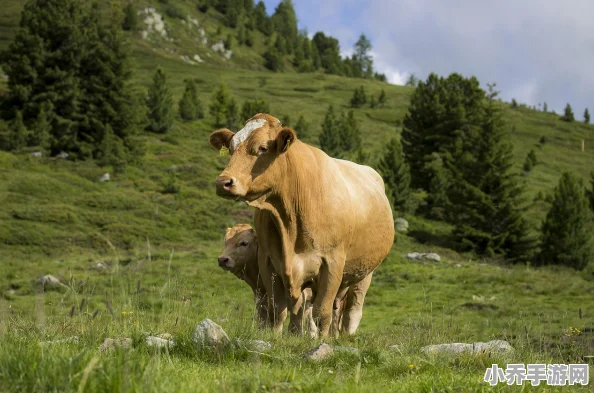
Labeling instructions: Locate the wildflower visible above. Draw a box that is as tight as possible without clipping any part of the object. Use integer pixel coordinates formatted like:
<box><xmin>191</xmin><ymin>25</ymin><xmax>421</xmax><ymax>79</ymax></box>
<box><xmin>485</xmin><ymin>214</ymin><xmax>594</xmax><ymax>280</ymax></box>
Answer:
<box><xmin>122</xmin><ymin>311</ymin><xmax>127</xmax><ymax>316</ymax></box>
<box><xmin>409</xmin><ymin>364</ymin><xmax>415</xmax><ymax>370</ymax></box>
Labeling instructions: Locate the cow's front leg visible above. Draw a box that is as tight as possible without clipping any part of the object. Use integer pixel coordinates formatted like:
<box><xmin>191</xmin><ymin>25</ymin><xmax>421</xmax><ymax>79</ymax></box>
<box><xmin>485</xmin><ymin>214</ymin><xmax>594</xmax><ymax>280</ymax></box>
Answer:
<box><xmin>330</xmin><ymin>287</ymin><xmax>349</xmax><ymax>338</ymax></box>
<box><xmin>257</xmin><ymin>250</ymin><xmax>286</xmax><ymax>334</ymax></box>
<box><xmin>312</xmin><ymin>253</ymin><xmax>345</xmax><ymax>338</ymax></box>
<box><xmin>286</xmin><ymin>282</ymin><xmax>306</xmax><ymax>335</ymax></box>
<box><xmin>341</xmin><ymin>272</ymin><xmax>373</xmax><ymax>335</ymax></box>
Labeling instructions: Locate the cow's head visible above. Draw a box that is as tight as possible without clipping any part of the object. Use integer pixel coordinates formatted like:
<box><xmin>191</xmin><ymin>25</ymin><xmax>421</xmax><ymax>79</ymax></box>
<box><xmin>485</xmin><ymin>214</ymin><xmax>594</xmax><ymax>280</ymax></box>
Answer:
<box><xmin>217</xmin><ymin>224</ymin><xmax>257</xmax><ymax>276</ymax></box>
<box><xmin>209</xmin><ymin>113</ymin><xmax>296</xmax><ymax>201</ymax></box>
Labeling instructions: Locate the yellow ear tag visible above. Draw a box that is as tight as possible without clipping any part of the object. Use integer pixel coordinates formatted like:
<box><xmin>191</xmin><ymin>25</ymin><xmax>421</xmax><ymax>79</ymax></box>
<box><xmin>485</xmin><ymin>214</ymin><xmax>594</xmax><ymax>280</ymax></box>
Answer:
<box><xmin>219</xmin><ymin>146</ymin><xmax>230</xmax><ymax>156</ymax></box>
<box><xmin>283</xmin><ymin>139</ymin><xmax>291</xmax><ymax>152</ymax></box>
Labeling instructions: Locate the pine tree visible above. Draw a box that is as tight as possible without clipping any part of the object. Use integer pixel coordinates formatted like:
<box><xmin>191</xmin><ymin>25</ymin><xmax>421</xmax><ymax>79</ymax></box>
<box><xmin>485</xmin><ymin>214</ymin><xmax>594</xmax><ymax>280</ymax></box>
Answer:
<box><xmin>528</xmin><ymin>149</ymin><xmax>537</xmax><ymax>166</ymax></box>
<box><xmin>446</xmin><ymin>84</ymin><xmax>533</xmax><ymax>260</ymax></box>
<box><xmin>523</xmin><ymin>155</ymin><xmax>533</xmax><ymax>173</ymax></box>
<box><xmin>311</xmin><ymin>41</ymin><xmax>322</xmax><ymax>70</ymax></box>
<box><xmin>122</xmin><ymin>3</ymin><xmax>138</xmax><ymax>31</ymax></box>
<box><xmin>584</xmin><ymin>108</ymin><xmax>590</xmax><ymax>124</ymax></box>
<box><xmin>98</xmin><ymin>123</ymin><xmax>127</xmax><ymax>173</ymax></box>
<box><xmin>240</xmin><ymin>98</ymin><xmax>269</xmax><ymax>122</ymax></box>
<box><xmin>210</xmin><ymin>83</ymin><xmax>232</xmax><ymax>127</ymax></box>
<box><xmin>538</xmin><ymin>172</ymin><xmax>594</xmax><ymax>270</ymax></box>
<box><xmin>377</xmin><ymin>137</ymin><xmax>412</xmax><ymax>214</ymax></box>
<box><xmin>281</xmin><ymin>114</ymin><xmax>291</xmax><ymax>127</ymax></box>
<box><xmin>30</xmin><ymin>102</ymin><xmax>52</xmax><ymax>152</ymax></box>
<box><xmin>543</xmin><ymin>102</ymin><xmax>548</xmax><ymax>112</ymax></box>
<box><xmin>179</xmin><ymin>79</ymin><xmax>203</xmax><ymax>121</ymax></box>
<box><xmin>405</xmin><ymin>74</ymin><xmax>418</xmax><ymax>87</ymax></box>
<box><xmin>378</xmin><ymin>89</ymin><xmax>386</xmax><ymax>107</ymax></box>
<box><xmin>370</xmin><ymin>95</ymin><xmax>376</xmax><ymax>108</ymax></box>
<box><xmin>511</xmin><ymin>99</ymin><xmax>518</xmax><ymax>109</ymax></box>
<box><xmin>338</xmin><ymin>110</ymin><xmax>361</xmax><ymax>154</ymax></box>
<box><xmin>253</xmin><ymin>1</ymin><xmax>270</xmax><ymax>35</ymax></box>
<box><xmin>561</xmin><ymin>103</ymin><xmax>575</xmax><ymax>122</ymax></box>
<box><xmin>226</xmin><ymin>98</ymin><xmax>240</xmax><ymax>130</ymax></box>
<box><xmin>349</xmin><ymin>86</ymin><xmax>367</xmax><ymax>108</ymax></box>
<box><xmin>274</xmin><ymin>35</ymin><xmax>287</xmax><ymax>55</ymax></box>
<box><xmin>237</xmin><ymin>24</ymin><xmax>246</xmax><ymax>45</ymax></box>
<box><xmin>245</xmin><ymin>29</ymin><xmax>254</xmax><ymax>47</ymax></box>
<box><xmin>401</xmin><ymin>72</ymin><xmax>485</xmax><ymax>191</ymax></box>
<box><xmin>294</xmin><ymin>114</ymin><xmax>309</xmax><ymax>140</ymax></box>
<box><xmin>271</xmin><ymin>0</ymin><xmax>298</xmax><ymax>54</ymax></box>
<box><xmin>8</xmin><ymin>111</ymin><xmax>28</xmax><ymax>150</ymax></box>
<box><xmin>319</xmin><ymin>105</ymin><xmax>341</xmax><ymax>158</ymax></box>
<box><xmin>224</xmin><ymin>33</ymin><xmax>233</xmax><ymax>50</ymax></box>
<box><xmin>588</xmin><ymin>171</ymin><xmax>594</xmax><ymax>212</ymax></box>
<box><xmin>425</xmin><ymin>153</ymin><xmax>450</xmax><ymax>220</ymax></box>
<box><xmin>353</xmin><ymin>34</ymin><xmax>373</xmax><ymax>78</ymax></box>
<box><xmin>146</xmin><ymin>67</ymin><xmax>173</xmax><ymax>133</ymax></box>
<box><xmin>263</xmin><ymin>46</ymin><xmax>284</xmax><ymax>72</ymax></box>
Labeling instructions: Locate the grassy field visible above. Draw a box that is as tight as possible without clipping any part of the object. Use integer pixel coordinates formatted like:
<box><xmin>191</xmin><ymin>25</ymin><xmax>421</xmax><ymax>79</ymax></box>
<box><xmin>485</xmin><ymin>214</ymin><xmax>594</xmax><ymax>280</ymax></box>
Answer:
<box><xmin>1</xmin><ymin>0</ymin><xmax>594</xmax><ymax>391</ymax></box>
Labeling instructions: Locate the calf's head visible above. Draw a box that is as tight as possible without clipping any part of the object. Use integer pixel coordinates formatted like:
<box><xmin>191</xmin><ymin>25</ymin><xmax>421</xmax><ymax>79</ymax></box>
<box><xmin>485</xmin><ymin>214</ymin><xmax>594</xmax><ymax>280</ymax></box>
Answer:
<box><xmin>218</xmin><ymin>224</ymin><xmax>258</xmax><ymax>277</ymax></box>
<box><xmin>209</xmin><ymin>113</ymin><xmax>296</xmax><ymax>201</ymax></box>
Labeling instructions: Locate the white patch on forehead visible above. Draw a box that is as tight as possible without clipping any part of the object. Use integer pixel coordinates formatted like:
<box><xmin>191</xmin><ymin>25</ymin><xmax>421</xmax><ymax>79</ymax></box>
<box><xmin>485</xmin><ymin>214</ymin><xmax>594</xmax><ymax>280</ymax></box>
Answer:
<box><xmin>230</xmin><ymin>119</ymin><xmax>267</xmax><ymax>150</ymax></box>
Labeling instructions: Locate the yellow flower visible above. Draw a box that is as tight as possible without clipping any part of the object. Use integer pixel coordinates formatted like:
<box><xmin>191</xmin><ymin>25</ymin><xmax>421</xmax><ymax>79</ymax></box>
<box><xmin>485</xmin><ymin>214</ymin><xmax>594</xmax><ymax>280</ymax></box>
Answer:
<box><xmin>122</xmin><ymin>311</ymin><xmax>127</xmax><ymax>316</ymax></box>
<box><xmin>129</xmin><ymin>312</ymin><xmax>134</xmax><ymax>316</ymax></box>
<box><xmin>409</xmin><ymin>364</ymin><xmax>415</xmax><ymax>370</ymax></box>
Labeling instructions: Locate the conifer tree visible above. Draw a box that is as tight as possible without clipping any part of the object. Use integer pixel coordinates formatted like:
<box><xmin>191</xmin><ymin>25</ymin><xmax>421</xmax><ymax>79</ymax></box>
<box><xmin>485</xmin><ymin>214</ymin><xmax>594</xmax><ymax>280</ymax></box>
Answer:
<box><xmin>271</xmin><ymin>0</ymin><xmax>298</xmax><ymax>53</ymax></box>
<box><xmin>146</xmin><ymin>67</ymin><xmax>174</xmax><ymax>133</ymax></box>
<box><xmin>8</xmin><ymin>111</ymin><xmax>27</xmax><ymax>151</ymax></box>
<box><xmin>539</xmin><ymin>172</ymin><xmax>594</xmax><ymax>270</ymax></box>
<box><xmin>240</xmin><ymin>98</ymin><xmax>269</xmax><ymax>121</ymax></box>
<box><xmin>179</xmin><ymin>79</ymin><xmax>203</xmax><ymax>121</ymax></box>
<box><xmin>584</xmin><ymin>108</ymin><xmax>590</xmax><ymax>124</ymax></box>
<box><xmin>353</xmin><ymin>34</ymin><xmax>373</xmax><ymax>78</ymax></box>
<box><xmin>377</xmin><ymin>137</ymin><xmax>412</xmax><ymax>214</ymax></box>
<box><xmin>281</xmin><ymin>114</ymin><xmax>291</xmax><ymax>127</ymax></box>
<box><xmin>338</xmin><ymin>110</ymin><xmax>361</xmax><ymax>154</ymax></box>
<box><xmin>370</xmin><ymin>95</ymin><xmax>376</xmax><ymax>108</ymax></box>
<box><xmin>294</xmin><ymin>114</ymin><xmax>309</xmax><ymax>140</ymax></box>
<box><xmin>588</xmin><ymin>171</ymin><xmax>594</xmax><ymax>212</ymax></box>
<box><xmin>446</xmin><ymin>84</ymin><xmax>533</xmax><ymax>260</ymax></box>
<box><xmin>226</xmin><ymin>98</ymin><xmax>240</xmax><ymax>130</ymax></box>
<box><xmin>319</xmin><ymin>105</ymin><xmax>341</xmax><ymax>158</ymax></box>
<box><xmin>263</xmin><ymin>46</ymin><xmax>284</xmax><ymax>72</ymax></box>
<box><xmin>122</xmin><ymin>3</ymin><xmax>138</xmax><ymax>31</ymax></box>
<box><xmin>561</xmin><ymin>103</ymin><xmax>575</xmax><ymax>122</ymax></box>
<box><xmin>425</xmin><ymin>153</ymin><xmax>450</xmax><ymax>220</ymax></box>
<box><xmin>209</xmin><ymin>83</ymin><xmax>232</xmax><ymax>127</ymax></box>
<box><xmin>378</xmin><ymin>89</ymin><xmax>387</xmax><ymax>107</ymax></box>
<box><xmin>30</xmin><ymin>102</ymin><xmax>52</xmax><ymax>152</ymax></box>
<box><xmin>254</xmin><ymin>1</ymin><xmax>271</xmax><ymax>36</ymax></box>
<box><xmin>543</xmin><ymin>102</ymin><xmax>548</xmax><ymax>112</ymax></box>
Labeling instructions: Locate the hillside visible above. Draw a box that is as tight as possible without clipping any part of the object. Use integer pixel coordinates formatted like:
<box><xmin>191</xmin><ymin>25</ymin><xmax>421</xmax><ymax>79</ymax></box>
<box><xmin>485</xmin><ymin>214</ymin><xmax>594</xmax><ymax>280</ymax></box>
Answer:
<box><xmin>0</xmin><ymin>1</ymin><xmax>594</xmax><ymax>391</ymax></box>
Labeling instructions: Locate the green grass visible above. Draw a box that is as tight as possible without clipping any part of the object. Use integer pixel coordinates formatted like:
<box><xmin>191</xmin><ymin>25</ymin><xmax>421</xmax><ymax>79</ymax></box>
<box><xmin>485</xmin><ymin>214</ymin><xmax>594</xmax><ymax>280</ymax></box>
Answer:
<box><xmin>0</xmin><ymin>1</ymin><xmax>594</xmax><ymax>391</ymax></box>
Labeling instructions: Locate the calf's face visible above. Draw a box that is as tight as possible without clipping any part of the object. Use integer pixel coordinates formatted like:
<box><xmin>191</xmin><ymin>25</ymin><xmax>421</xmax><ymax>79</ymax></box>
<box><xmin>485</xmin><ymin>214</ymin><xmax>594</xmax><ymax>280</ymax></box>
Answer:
<box><xmin>218</xmin><ymin>224</ymin><xmax>258</xmax><ymax>276</ymax></box>
<box><xmin>209</xmin><ymin>113</ymin><xmax>296</xmax><ymax>201</ymax></box>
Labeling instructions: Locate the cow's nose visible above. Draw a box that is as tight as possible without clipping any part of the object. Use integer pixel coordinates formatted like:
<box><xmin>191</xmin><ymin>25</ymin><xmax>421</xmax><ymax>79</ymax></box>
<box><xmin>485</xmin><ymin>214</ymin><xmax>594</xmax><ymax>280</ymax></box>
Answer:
<box><xmin>218</xmin><ymin>256</ymin><xmax>229</xmax><ymax>265</ymax></box>
<box><xmin>216</xmin><ymin>176</ymin><xmax>236</xmax><ymax>191</ymax></box>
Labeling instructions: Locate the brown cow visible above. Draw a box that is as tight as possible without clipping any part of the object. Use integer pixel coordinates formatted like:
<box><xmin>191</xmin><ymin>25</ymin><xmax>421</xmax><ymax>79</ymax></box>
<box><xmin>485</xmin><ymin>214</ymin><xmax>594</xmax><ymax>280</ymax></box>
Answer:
<box><xmin>217</xmin><ymin>223</ymin><xmax>318</xmax><ymax>336</ymax></box>
<box><xmin>210</xmin><ymin>113</ymin><xmax>394</xmax><ymax>337</ymax></box>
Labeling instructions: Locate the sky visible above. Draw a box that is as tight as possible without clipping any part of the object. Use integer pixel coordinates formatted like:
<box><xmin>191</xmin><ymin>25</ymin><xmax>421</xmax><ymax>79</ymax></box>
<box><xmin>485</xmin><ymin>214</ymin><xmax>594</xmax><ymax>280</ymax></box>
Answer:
<box><xmin>262</xmin><ymin>0</ymin><xmax>594</xmax><ymax>115</ymax></box>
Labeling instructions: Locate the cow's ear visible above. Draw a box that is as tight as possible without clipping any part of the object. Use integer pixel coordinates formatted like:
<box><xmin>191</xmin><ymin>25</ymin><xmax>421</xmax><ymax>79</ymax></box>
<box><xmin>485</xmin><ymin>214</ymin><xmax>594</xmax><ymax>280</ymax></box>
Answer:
<box><xmin>275</xmin><ymin>127</ymin><xmax>296</xmax><ymax>153</ymax></box>
<box><xmin>210</xmin><ymin>129</ymin><xmax>235</xmax><ymax>151</ymax></box>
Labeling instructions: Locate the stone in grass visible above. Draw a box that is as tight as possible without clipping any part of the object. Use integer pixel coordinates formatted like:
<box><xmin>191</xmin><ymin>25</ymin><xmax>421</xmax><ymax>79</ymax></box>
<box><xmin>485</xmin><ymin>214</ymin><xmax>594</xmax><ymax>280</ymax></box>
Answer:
<box><xmin>305</xmin><ymin>343</ymin><xmax>334</xmax><ymax>361</ymax></box>
<box><xmin>99</xmin><ymin>337</ymin><xmax>132</xmax><ymax>352</ymax></box>
<box><xmin>421</xmin><ymin>340</ymin><xmax>513</xmax><ymax>356</ymax></box>
<box><xmin>146</xmin><ymin>335</ymin><xmax>174</xmax><ymax>349</ymax></box>
<box><xmin>233</xmin><ymin>338</ymin><xmax>272</xmax><ymax>352</ymax></box>
<box><xmin>191</xmin><ymin>318</ymin><xmax>230</xmax><ymax>348</ymax></box>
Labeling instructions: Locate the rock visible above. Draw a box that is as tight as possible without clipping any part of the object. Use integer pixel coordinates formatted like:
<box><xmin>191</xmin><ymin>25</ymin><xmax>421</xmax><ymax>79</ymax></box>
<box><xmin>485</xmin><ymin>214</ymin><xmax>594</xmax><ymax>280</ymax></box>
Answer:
<box><xmin>56</xmin><ymin>151</ymin><xmax>69</xmax><ymax>159</ymax></box>
<box><xmin>192</xmin><ymin>318</ymin><xmax>230</xmax><ymax>348</ymax></box>
<box><xmin>99</xmin><ymin>337</ymin><xmax>132</xmax><ymax>352</ymax></box>
<box><xmin>95</xmin><ymin>261</ymin><xmax>108</xmax><ymax>270</ymax></box>
<box><xmin>406</xmin><ymin>252</ymin><xmax>441</xmax><ymax>262</ymax></box>
<box><xmin>305</xmin><ymin>343</ymin><xmax>334</xmax><ymax>361</ymax></box>
<box><xmin>395</xmin><ymin>218</ymin><xmax>409</xmax><ymax>232</ymax></box>
<box><xmin>422</xmin><ymin>343</ymin><xmax>473</xmax><ymax>355</ymax></box>
<box><xmin>211</xmin><ymin>40</ymin><xmax>232</xmax><ymax>60</ymax></box>
<box><xmin>331</xmin><ymin>345</ymin><xmax>358</xmax><ymax>354</ymax></box>
<box><xmin>167</xmin><ymin>165</ymin><xmax>178</xmax><ymax>173</ymax></box>
<box><xmin>31</xmin><ymin>151</ymin><xmax>42</xmax><ymax>158</ymax></box>
<box><xmin>39</xmin><ymin>336</ymin><xmax>79</xmax><ymax>346</ymax></box>
<box><xmin>193</xmin><ymin>54</ymin><xmax>204</xmax><ymax>63</ymax></box>
<box><xmin>99</xmin><ymin>173</ymin><xmax>110</xmax><ymax>182</ymax></box>
<box><xmin>0</xmin><ymin>74</ymin><xmax>8</xmax><ymax>79</ymax></box>
<box><xmin>424</xmin><ymin>253</ymin><xmax>441</xmax><ymax>262</ymax></box>
<box><xmin>472</xmin><ymin>340</ymin><xmax>513</xmax><ymax>354</ymax></box>
<box><xmin>234</xmin><ymin>338</ymin><xmax>272</xmax><ymax>352</ymax></box>
<box><xmin>422</xmin><ymin>340</ymin><xmax>513</xmax><ymax>356</ymax></box>
<box><xmin>455</xmin><ymin>263</ymin><xmax>462</xmax><ymax>268</ymax></box>
<box><xmin>139</xmin><ymin>7</ymin><xmax>167</xmax><ymax>39</ymax></box>
<box><xmin>38</xmin><ymin>274</ymin><xmax>64</xmax><ymax>287</ymax></box>
<box><xmin>146</xmin><ymin>335</ymin><xmax>174</xmax><ymax>349</ymax></box>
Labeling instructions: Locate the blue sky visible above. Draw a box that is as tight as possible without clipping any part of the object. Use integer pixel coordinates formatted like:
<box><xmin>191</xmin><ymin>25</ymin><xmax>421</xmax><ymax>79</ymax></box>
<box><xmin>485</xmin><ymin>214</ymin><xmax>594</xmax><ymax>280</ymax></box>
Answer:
<box><xmin>262</xmin><ymin>0</ymin><xmax>594</xmax><ymax>116</ymax></box>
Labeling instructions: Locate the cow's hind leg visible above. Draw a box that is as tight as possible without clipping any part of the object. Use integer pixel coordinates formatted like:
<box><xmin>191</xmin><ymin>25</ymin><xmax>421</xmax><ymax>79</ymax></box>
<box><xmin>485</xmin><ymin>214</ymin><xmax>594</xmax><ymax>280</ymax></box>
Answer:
<box><xmin>341</xmin><ymin>272</ymin><xmax>373</xmax><ymax>335</ymax></box>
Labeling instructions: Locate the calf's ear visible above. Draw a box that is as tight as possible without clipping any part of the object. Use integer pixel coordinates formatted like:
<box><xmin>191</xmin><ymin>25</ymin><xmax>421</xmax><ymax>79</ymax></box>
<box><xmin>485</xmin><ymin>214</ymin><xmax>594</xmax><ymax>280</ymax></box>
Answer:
<box><xmin>210</xmin><ymin>129</ymin><xmax>235</xmax><ymax>151</ymax></box>
<box><xmin>275</xmin><ymin>127</ymin><xmax>297</xmax><ymax>153</ymax></box>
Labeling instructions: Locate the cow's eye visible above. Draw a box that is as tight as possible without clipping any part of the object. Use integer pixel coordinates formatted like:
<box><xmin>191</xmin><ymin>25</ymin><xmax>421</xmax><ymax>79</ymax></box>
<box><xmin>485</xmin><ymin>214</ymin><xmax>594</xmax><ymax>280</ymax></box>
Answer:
<box><xmin>258</xmin><ymin>146</ymin><xmax>268</xmax><ymax>154</ymax></box>
<box><xmin>239</xmin><ymin>241</ymin><xmax>248</xmax><ymax>247</ymax></box>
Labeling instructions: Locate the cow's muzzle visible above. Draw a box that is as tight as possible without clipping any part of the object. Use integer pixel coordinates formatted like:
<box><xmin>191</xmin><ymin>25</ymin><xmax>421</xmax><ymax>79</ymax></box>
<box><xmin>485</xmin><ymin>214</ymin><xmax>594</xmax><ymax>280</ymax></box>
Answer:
<box><xmin>218</xmin><ymin>256</ymin><xmax>233</xmax><ymax>270</ymax></box>
<box><xmin>215</xmin><ymin>175</ymin><xmax>238</xmax><ymax>198</ymax></box>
